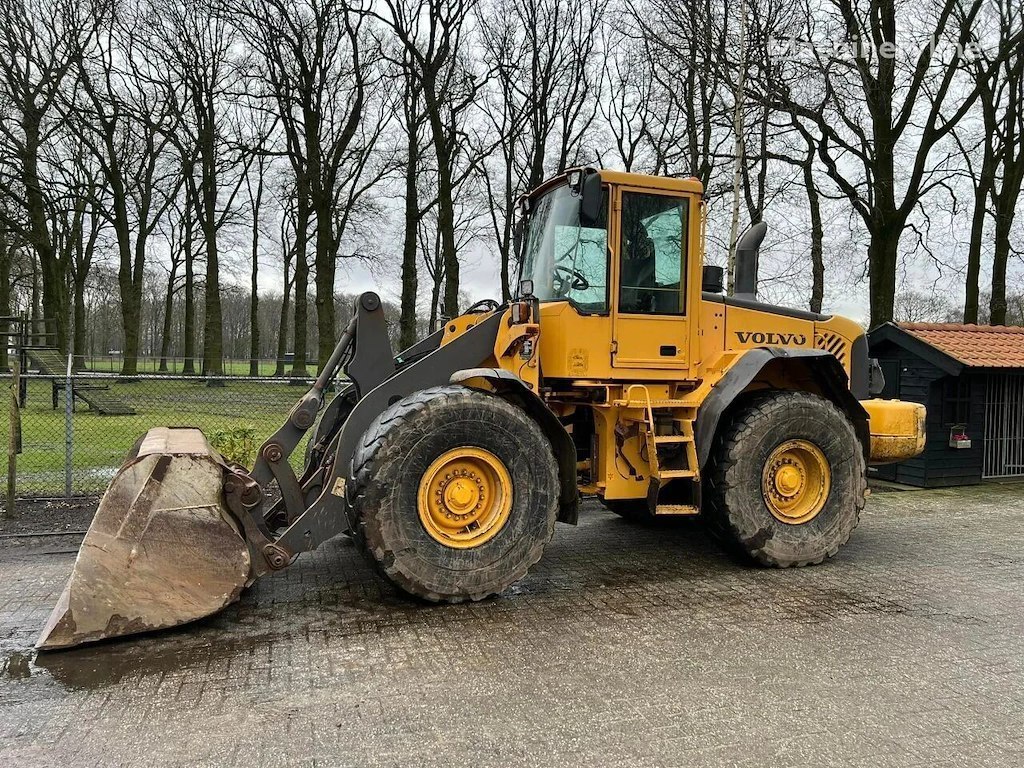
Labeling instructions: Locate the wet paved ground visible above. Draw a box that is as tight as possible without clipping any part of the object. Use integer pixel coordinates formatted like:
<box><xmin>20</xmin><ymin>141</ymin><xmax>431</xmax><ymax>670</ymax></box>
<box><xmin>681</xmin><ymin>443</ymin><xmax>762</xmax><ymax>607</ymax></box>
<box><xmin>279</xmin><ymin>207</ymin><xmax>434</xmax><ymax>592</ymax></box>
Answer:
<box><xmin>2</xmin><ymin>484</ymin><xmax>1023</xmax><ymax>767</ymax></box>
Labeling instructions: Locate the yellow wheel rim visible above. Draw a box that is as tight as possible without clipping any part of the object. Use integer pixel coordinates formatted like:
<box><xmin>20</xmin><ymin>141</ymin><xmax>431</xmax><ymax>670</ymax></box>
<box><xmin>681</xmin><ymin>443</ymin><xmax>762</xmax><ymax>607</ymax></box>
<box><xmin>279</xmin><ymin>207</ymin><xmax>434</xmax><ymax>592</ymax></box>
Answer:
<box><xmin>761</xmin><ymin>439</ymin><xmax>831</xmax><ymax>525</ymax></box>
<box><xmin>417</xmin><ymin>447</ymin><xmax>513</xmax><ymax>549</ymax></box>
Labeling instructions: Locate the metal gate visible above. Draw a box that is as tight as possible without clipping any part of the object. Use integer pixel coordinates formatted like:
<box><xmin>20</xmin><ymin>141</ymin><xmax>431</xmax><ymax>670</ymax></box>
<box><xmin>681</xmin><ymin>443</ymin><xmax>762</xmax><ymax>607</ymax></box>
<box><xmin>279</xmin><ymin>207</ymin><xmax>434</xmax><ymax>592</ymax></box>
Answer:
<box><xmin>983</xmin><ymin>373</ymin><xmax>1024</xmax><ymax>478</ymax></box>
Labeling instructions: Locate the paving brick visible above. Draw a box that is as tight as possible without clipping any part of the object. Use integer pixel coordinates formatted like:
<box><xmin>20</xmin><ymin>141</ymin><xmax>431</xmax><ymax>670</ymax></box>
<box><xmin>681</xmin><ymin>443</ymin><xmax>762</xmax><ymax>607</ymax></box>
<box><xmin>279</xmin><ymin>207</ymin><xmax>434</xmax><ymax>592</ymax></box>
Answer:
<box><xmin>1</xmin><ymin>483</ymin><xmax>1023</xmax><ymax>766</ymax></box>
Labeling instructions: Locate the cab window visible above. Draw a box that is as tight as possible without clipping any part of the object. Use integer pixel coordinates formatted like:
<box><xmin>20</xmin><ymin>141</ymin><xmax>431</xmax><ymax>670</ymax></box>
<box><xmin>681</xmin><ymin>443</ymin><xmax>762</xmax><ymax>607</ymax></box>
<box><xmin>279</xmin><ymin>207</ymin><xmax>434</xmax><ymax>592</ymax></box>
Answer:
<box><xmin>618</xmin><ymin>192</ymin><xmax>688</xmax><ymax>314</ymax></box>
<box><xmin>551</xmin><ymin>190</ymin><xmax>608</xmax><ymax>311</ymax></box>
<box><xmin>521</xmin><ymin>183</ymin><xmax>609</xmax><ymax>312</ymax></box>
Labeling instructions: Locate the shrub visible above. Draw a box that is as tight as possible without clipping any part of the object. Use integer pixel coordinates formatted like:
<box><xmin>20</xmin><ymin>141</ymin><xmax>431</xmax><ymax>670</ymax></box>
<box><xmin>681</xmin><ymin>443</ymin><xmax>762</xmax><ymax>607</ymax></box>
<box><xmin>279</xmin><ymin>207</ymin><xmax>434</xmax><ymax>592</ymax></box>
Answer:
<box><xmin>209</xmin><ymin>426</ymin><xmax>258</xmax><ymax>467</ymax></box>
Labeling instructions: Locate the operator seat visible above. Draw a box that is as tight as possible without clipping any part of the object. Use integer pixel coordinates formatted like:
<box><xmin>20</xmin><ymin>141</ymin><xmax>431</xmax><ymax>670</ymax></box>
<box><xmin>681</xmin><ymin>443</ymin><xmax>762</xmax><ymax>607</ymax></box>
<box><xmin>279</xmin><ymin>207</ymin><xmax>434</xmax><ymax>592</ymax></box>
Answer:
<box><xmin>620</xmin><ymin>227</ymin><xmax>657</xmax><ymax>312</ymax></box>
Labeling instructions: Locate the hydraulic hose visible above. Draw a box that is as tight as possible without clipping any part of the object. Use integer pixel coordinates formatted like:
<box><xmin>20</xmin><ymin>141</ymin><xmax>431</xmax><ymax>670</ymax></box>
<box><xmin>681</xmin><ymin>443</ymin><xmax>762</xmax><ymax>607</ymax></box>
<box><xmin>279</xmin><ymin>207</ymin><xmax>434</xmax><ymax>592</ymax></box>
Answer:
<box><xmin>313</xmin><ymin>313</ymin><xmax>359</xmax><ymax>396</ymax></box>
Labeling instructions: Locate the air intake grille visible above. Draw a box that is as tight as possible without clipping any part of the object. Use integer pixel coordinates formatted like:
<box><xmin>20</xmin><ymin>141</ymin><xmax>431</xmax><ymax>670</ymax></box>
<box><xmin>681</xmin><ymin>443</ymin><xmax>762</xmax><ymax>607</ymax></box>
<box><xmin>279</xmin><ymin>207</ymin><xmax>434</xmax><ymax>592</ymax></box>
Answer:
<box><xmin>814</xmin><ymin>331</ymin><xmax>848</xmax><ymax>366</ymax></box>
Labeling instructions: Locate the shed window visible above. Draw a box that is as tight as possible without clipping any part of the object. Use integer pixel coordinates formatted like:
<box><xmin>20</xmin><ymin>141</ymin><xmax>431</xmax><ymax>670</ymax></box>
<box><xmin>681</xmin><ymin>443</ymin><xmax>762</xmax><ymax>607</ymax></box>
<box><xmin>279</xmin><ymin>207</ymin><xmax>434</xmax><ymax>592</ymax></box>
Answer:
<box><xmin>941</xmin><ymin>376</ymin><xmax>970</xmax><ymax>426</ymax></box>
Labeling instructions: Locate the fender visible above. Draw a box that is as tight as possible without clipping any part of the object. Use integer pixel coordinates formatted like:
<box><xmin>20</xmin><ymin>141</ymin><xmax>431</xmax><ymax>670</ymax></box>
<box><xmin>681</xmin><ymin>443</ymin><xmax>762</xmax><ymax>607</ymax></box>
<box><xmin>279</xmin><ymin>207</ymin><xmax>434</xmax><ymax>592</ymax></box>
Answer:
<box><xmin>695</xmin><ymin>348</ymin><xmax>870</xmax><ymax>469</ymax></box>
<box><xmin>450</xmin><ymin>367</ymin><xmax>579</xmax><ymax>525</ymax></box>
<box><xmin>275</xmin><ymin>311</ymin><xmax>506</xmax><ymax>554</ymax></box>
<box><xmin>306</xmin><ymin>327</ymin><xmax>446</xmax><ymax>467</ymax></box>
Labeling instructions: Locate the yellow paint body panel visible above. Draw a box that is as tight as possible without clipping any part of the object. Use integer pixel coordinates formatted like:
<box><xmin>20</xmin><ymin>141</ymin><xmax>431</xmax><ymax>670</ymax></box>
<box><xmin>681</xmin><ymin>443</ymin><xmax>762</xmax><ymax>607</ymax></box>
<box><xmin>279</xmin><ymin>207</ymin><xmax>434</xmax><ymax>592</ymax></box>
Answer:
<box><xmin>862</xmin><ymin>398</ymin><xmax>927</xmax><ymax>464</ymax></box>
<box><xmin>442</xmin><ymin>168</ymin><xmax>926</xmax><ymax>510</ymax></box>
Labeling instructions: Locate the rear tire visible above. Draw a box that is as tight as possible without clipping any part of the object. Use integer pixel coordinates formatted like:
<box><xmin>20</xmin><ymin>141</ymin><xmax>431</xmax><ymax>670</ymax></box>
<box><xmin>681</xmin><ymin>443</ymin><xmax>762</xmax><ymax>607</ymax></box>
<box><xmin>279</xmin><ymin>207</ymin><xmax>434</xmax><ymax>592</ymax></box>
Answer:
<box><xmin>705</xmin><ymin>390</ymin><xmax>866</xmax><ymax>567</ymax></box>
<box><xmin>348</xmin><ymin>385</ymin><xmax>559</xmax><ymax>602</ymax></box>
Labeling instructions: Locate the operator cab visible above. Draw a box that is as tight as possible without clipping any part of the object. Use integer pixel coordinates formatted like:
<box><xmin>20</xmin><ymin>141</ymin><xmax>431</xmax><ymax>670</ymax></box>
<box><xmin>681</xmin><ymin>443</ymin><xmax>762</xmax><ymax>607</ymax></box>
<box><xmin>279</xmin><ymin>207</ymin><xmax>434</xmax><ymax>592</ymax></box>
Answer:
<box><xmin>517</xmin><ymin>168</ymin><xmax>704</xmax><ymax>374</ymax></box>
<box><xmin>519</xmin><ymin>168</ymin><xmax>698</xmax><ymax>314</ymax></box>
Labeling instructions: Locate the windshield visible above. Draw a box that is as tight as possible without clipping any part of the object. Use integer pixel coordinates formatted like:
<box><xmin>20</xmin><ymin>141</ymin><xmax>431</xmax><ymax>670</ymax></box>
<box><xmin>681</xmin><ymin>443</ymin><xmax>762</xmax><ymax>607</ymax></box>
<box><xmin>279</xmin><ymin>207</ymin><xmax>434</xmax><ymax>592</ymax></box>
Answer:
<box><xmin>520</xmin><ymin>183</ymin><xmax>608</xmax><ymax>311</ymax></box>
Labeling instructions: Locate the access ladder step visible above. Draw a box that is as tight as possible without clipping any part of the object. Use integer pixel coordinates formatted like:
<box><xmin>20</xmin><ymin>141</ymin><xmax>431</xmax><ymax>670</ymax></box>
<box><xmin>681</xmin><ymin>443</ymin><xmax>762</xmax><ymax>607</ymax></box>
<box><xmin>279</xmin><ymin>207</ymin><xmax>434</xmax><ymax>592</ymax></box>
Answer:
<box><xmin>655</xmin><ymin>504</ymin><xmax>699</xmax><ymax>516</ymax></box>
<box><xmin>656</xmin><ymin>468</ymin><xmax>697</xmax><ymax>479</ymax></box>
<box><xmin>653</xmin><ymin>434</ymin><xmax>693</xmax><ymax>444</ymax></box>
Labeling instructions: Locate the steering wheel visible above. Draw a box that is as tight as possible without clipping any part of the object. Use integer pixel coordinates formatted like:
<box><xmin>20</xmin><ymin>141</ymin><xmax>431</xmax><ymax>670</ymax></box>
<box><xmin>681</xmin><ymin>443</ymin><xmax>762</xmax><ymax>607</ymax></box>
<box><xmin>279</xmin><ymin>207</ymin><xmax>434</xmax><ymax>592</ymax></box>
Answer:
<box><xmin>465</xmin><ymin>298</ymin><xmax>501</xmax><ymax>314</ymax></box>
<box><xmin>553</xmin><ymin>265</ymin><xmax>590</xmax><ymax>294</ymax></box>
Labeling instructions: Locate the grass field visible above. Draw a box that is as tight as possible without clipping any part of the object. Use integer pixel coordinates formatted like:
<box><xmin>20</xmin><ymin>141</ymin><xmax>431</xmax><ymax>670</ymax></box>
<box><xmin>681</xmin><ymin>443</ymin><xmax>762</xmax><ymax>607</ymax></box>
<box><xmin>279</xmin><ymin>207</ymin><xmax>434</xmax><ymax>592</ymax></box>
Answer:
<box><xmin>4</xmin><ymin>375</ymin><xmax>321</xmax><ymax>496</ymax></box>
<box><xmin>80</xmin><ymin>357</ymin><xmax>320</xmax><ymax>377</ymax></box>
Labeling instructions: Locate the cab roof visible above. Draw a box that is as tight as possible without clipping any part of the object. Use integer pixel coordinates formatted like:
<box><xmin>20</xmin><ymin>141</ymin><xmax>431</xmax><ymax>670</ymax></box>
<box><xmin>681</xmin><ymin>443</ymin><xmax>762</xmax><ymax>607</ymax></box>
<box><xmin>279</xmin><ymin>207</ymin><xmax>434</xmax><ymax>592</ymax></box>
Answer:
<box><xmin>528</xmin><ymin>168</ymin><xmax>704</xmax><ymax>199</ymax></box>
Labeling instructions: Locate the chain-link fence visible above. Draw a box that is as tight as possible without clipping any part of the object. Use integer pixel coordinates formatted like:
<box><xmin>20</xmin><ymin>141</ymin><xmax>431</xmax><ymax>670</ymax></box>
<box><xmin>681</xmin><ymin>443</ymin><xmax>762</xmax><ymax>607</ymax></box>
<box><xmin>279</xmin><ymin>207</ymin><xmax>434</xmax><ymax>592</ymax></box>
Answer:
<box><xmin>2</xmin><ymin>369</ymin><xmax>331</xmax><ymax>501</ymax></box>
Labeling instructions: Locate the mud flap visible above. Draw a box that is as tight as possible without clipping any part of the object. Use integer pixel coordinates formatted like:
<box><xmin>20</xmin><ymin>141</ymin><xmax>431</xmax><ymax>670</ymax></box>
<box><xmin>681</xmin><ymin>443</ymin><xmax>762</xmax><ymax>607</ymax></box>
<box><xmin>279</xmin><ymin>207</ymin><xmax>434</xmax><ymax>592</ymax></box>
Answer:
<box><xmin>36</xmin><ymin>428</ymin><xmax>252</xmax><ymax>650</ymax></box>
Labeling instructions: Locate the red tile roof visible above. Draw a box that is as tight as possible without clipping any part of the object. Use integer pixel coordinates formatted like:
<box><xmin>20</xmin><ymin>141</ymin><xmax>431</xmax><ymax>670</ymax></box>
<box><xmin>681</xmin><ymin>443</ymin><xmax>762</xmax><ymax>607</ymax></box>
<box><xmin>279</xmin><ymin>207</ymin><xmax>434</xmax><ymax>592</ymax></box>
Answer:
<box><xmin>898</xmin><ymin>322</ymin><xmax>1024</xmax><ymax>368</ymax></box>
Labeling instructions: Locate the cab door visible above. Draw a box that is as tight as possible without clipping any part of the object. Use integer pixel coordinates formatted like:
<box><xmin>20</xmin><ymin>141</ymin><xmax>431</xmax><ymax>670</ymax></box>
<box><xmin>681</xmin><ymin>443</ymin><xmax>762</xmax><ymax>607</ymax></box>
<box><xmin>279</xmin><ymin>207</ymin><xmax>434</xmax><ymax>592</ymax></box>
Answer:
<box><xmin>611</xmin><ymin>187</ymin><xmax>693</xmax><ymax>371</ymax></box>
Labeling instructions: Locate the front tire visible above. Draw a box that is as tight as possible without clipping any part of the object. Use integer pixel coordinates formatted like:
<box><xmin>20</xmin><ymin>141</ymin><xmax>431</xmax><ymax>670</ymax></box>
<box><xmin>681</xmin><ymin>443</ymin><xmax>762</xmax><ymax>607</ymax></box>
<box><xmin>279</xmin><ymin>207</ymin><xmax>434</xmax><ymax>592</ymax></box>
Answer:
<box><xmin>348</xmin><ymin>385</ymin><xmax>559</xmax><ymax>602</ymax></box>
<box><xmin>705</xmin><ymin>391</ymin><xmax>866</xmax><ymax>567</ymax></box>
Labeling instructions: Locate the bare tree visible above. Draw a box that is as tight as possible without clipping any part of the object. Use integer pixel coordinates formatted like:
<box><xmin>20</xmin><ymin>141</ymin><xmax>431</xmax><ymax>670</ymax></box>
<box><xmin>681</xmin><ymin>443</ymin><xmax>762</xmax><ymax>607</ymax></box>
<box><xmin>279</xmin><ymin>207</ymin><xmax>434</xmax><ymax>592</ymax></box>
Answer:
<box><xmin>378</xmin><ymin>0</ymin><xmax>488</xmax><ymax>320</ymax></box>
<box><xmin>478</xmin><ymin>0</ymin><xmax>605</xmax><ymax>299</ymax></box>
<box><xmin>620</xmin><ymin>0</ymin><xmax>730</xmax><ymax>185</ymax></box>
<box><xmin>979</xmin><ymin>1</ymin><xmax>1024</xmax><ymax>325</ymax></box>
<box><xmin>71</xmin><ymin>5</ymin><xmax>187</xmax><ymax>374</ymax></box>
<box><xmin>54</xmin><ymin>140</ymin><xmax>107</xmax><ymax>369</ymax></box>
<box><xmin>244</xmin><ymin>147</ymin><xmax>270</xmax><ymax>376</ymax></box>
<box><xmin>396</xmin><ymin>52</ymin><xmax>429</xmax><ymax>348</ymax></box>
<box><xmin>234</xmin><ymin>0</ymin><xmax>382</xmax><ymax>372</ymax></box>
<box><xmin>152</xmin><ymin>0</ymin><xmax>247</xmax><ymax>377</ymax></box>
<box><xmin>756</xmin><ymin>0</ymin><xmax>1010</xmax><ymax>327</ymax></box>
<box><xmin>274</xmin><ymin>184</ymin><xmax>299</xmax><ymax>376</ymax></box>
<box><xmin>155</xmin><ymin>210</ymin><xmax>187</xmax><ymax>372</ymax></box>
<box><xmin>0</xmin><ymin>0</ymin><xmax>105</xmax><ymax>352</ymax></box>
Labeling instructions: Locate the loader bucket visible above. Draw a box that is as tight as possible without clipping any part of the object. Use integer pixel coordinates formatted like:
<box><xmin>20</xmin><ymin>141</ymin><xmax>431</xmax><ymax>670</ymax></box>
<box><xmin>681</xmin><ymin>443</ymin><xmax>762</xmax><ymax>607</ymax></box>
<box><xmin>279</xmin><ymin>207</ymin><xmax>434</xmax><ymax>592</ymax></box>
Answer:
<box><xmin>36</xmin><ymin>428</ymin><xmax>252</xmax><ymax>650</ymax></box>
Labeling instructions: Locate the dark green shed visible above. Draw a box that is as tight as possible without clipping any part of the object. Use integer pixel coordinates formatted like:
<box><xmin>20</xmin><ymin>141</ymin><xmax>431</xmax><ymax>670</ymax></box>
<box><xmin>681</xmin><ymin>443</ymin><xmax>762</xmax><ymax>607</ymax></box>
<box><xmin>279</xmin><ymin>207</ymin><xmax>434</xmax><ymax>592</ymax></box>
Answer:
<box><xmin>867</xmin><ymin>322</ymin><xmax>1024</xmax><ymax>487</ymax></box>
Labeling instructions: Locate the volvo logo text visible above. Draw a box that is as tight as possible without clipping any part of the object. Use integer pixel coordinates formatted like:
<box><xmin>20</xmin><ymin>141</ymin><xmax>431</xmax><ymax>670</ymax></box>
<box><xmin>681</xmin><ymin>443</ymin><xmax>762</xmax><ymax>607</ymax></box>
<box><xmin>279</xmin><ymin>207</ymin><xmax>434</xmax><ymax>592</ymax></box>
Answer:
<box><xmin>735</xmin><ymin>331</ymin><xmax>807</xmax><ymax>345</ymax></box>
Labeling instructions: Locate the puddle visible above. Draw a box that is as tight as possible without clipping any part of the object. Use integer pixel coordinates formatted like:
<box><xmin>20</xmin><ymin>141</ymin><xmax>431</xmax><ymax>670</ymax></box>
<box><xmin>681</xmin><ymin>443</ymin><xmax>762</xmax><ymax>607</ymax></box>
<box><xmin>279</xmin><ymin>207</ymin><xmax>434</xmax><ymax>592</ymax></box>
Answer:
<box><xmin>0</xmin><ymin>607</ymin><xmax>279</xmax><ymax>692</ymax></box>
<box><xmin>2</xmin><ymin>650</ymin><xmax>32</xmax><ymax>680</ymax></box>
<box><xmin>29</xmin><ymin>630</ymin><xmax>273</xmax><ymax>691</ymax></box>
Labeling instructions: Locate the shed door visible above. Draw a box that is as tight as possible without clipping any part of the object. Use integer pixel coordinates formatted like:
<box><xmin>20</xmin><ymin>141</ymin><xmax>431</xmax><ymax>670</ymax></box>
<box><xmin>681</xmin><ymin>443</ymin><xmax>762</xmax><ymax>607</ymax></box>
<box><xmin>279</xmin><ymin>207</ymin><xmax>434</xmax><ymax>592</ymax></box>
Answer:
<box><xmin>880</xmin><ymin>360</ymin><xmax>900</xmax><ymax>398</ymax></box>
<box><xmin>983</xmin><ymin>373</ymin><xmax>1024</xmax><ymax>478</ymax></box>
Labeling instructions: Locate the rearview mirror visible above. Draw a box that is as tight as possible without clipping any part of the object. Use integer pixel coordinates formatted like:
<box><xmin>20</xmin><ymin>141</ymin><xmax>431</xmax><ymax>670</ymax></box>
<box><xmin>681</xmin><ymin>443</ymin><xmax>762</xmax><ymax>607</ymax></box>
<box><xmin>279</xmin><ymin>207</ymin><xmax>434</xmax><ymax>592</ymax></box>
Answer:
<box><xmin>579</xmin><ymin>170</ymin><xmax>602</xmax><ymax>227</ymax></box>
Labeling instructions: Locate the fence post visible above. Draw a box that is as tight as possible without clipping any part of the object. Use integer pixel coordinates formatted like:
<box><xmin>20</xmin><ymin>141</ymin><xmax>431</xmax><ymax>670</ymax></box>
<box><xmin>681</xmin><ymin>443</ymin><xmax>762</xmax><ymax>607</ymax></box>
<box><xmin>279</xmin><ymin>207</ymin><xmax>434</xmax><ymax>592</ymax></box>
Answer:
<box><xmin>6</xmin><ymin>357</ymin><xmax>19</xmax><ymax>517</ymax></box>
<box><xmin>65</xmin><ymin>352</ymin><xmax>73</xmax><ymax>498</ymax></box>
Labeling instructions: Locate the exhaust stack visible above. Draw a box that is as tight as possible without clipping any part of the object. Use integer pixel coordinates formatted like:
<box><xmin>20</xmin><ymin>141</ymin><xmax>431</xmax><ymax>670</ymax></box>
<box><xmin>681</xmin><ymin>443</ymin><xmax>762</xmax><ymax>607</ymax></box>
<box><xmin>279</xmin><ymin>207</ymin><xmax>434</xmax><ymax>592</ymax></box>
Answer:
<box><xmin>732</xmin><ymin>222</ymin><xmax>767</xmax><ymax>300</ymax></box>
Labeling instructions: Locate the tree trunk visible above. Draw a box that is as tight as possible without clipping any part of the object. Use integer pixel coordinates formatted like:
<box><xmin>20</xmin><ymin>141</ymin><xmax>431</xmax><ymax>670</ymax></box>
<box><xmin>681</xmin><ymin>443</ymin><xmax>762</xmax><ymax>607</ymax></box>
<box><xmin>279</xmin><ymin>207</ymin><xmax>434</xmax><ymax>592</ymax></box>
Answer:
<box><xmin>429</xmin><ymin>271</ymin><xmax>441</xmax><ymax>333</ymax></box>
<box><xmin>989</xmin><ymin>197</ymin><xmax>1015</xmax><ymax>326</ymax></box>
<box><xmin>200</xmin><ymin>190</ymin><xmax>223</xmax><ymax>377</ymax></box>
<box><xmin>72</xmin><ymin>276</ymin><xmax>87</xmax><ymax>371</ymax></box>
<box><xmin>803</xmin><ymin>158</ymin><xmax>824</xmax><ymax>314</ymax></box>
<box><xmin>290</xmin><ymin>197</ymin><xmax>311</xmax><ymax>377</ymax></box>
<box><xmin>437</xmin><ymin>162</ymin><xmax>459</xmax><ymax>319</ymax></box>
<box><xmin>963</xmin><ymin>178</ymin><xmax>991</xmax><ymax>324</ymax></box>
<box><xmin>113</xmin><ymin>187</ymin><xmax>141</xmax><ymax>375</ymax></box>
<box><xmin>290</xmin><ymin>255</ymin><xmax>309</xmax><ymax>376</ymax></box>
<box><xmin>30</xmin><ymin>252</ymin><xmax>41</xmax><ymax>345</ymax></box>
<box><xmin>423</xmin><ymin>85</ymin><xmax>460</xmax><ymax>319</ymax></box>
<box><xmin>248</xmin><ymin>171</ymin><xmax>263</xmax><ymax>377</ymax></box>
<box><xmin>867</xmin><ymin>228</ymin><xmax>900</xmax><ymax>329</ymax></box>
<box><xmin>158</xmin><ymin>263</ymin><xmax>178</xmax><ymax>372</ymax></box>
<box><xmin>183</xmin><ymin>218</ymin><xmax>196</xmax><ymax>374</ymax></box>
<box><xmin>313</xmin><ymin>208</ymin><xmax>336</xmax><ymax>372</ymax></box>
<box><xmin>275</xmin><ymin>250</ymin><xmax>292</xmax><ymax>377</ymax></box>
<box><xmin>498</xmin><ymin>151</ymin><xmax>515</xmax><ymax>302</ymax></box>
<box><xmin>0</xmin><ymin>231</ymin><xmax>10</xmax><ymax>371</ymax></box>
<box><xmin>38</xmin><ymin>254</ymin><xmax>67</xmax><ymax>352</ymax></box>
<box><xmin>399</xmin><ymin>125</ymin><xmax>420</xmax><ymax>350</ymax></box>
<box><xmin>21</xmin><ymin>112</ymin><xmax>69</xmax><ymax>352</ymax></box>
<box><xmin>428</xmin><ymin>226</ymin><xmax>444</xmax><ymax>332</ymax></box>
<box><xmin>249</xmin><ymin>260</ymin><xmax>260</xmax><ymax>377</ymax></box>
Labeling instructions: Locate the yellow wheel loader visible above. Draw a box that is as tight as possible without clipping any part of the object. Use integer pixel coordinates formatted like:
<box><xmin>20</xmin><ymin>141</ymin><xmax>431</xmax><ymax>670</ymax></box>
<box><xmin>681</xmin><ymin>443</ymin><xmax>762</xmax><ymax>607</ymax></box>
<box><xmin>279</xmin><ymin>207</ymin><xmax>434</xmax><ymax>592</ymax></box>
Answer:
<box><xmin>37</xmin><ymin>169</ymin><xmax>926</xmax><ymax>650</ymax></box>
